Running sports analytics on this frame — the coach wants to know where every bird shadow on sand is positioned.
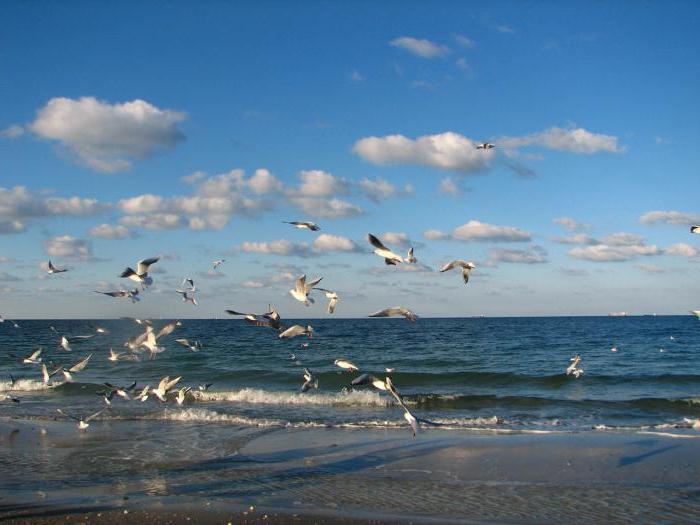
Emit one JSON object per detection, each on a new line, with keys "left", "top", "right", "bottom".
{"left": 618, "top": 444, "right": 681, "bottom": 467}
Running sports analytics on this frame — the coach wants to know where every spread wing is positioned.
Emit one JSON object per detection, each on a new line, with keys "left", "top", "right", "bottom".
{"left": 68, "top": 354, "right": 92, "bottom": 373}
{"left": 137, "top": 257, "right": 160, "bottom": 275}
{"left": 367, "top": 234, "right": 389, "bottom": 251}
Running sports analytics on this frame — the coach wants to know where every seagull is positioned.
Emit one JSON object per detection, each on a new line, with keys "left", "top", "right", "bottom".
{"left": 59, "top": 336, "right": 71, "bottom": 352}
{"left": 156, "top": 320, "right": 182, "bottom": 339}
{"left": 94, "top": 289, "right": 140, "bottom": 303}
{"left": 289, "top": 274, "right": 323, "bottom": 306}
{"left": 440, "top": 260, "right": 476, "bottom": 285}
{"left": 369, "top": 307, "right": 418, "bottom": 322}
{"left": 175, "top": 387, "right": 191, "bottom": 406}
{"left": 151, "top": 376, "right": 182, "bottom": 402}
{"left": 197, "top": 383, "right": 213, "bottom": 391}
{"left": 41, "top": 363, "right": 51, "bottom": 385}
{"left": 316, "top": 288, "right": 339, "bottom": 314}
{"left": 140, "top": 325, "right": 165, "bottom": 357}
{"left": 301, "top": 368, "right": 319, "bottom": 392}
{"left": 334, "top": 359, "right": 359, "bottom": 372}
{"left": 57, "top": 408, "right": 105, "bottom": 430}
{"left": 212, "top": 259, "right": 226, "bottom": 270}
{"left": 283, "top": 221, "right": 321, "bottom": 231}
{"left": 691, "top": 226, "right": 700, "bottom": 234}
{"left": 120, "top": 256, "right": 160, "bottom": 289}
{"left": 103, "top": 381, "right": 137, "bottom": 400}
{"left": 385, "top": 377, "right": 419, "bottom": 437}
{"left": 691, "top": 310, "right": 700, "bottom": 318}
{"left": 476, "top": 142, "right": 495, "bottom": 150}
{"left": 1, "top": 394, "right": 20, "bottom": 404}
{"left": 350, "top": 373, "right": 388, "bottom": 391}
{"left": 279, "top": 325, "right": 314, "bottom": 339}
{"left": 96, "top": 390, "right": 115, "bottom": 405}
{"left": 367, "top": 234, "right": 404, "bottom": 265}
{"left": 181, "top": 277, "right": 195, "bottom": 292}
{"left": 46, "top": 260, "right": 68, "bottom": 274}
{"left": 176, "top": 289, "right": 198, "bottom": 306}
{"left": 94, "top": 326, "right": 109, "bottom": 334}
{"left": 225, "top": 308, "right": 283, "bottom": 330}
{"left": 566, "top": 355, "right": 584, "bottom": 378}
{"left": 135, "top": 385, "right": 150, "bottom": 402}
{"left": 108, "top": 348, "right": 123, "bottom": 362}
{"left": 60, "top": 354, "right": 92, "bottom": 382}
{"left": 406, "top": 247, "right": 417, "bottom": 264}
{"left": 175, "top": 339, "right": 202, "bottom": 352}
{"left": 13, "top": 347, "right": 42, "bottom": 364}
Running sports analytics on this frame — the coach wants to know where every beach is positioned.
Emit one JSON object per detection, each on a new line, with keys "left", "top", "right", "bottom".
{"left": 2, "top": 418, "right": 699, "bottom": 524}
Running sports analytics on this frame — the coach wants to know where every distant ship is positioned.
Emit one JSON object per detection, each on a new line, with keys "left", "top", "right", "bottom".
{"left": 608, "top": 311, "right": 627, "bottom": 317}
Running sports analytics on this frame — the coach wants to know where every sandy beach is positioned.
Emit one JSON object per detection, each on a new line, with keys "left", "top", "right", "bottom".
{"left": 1, "top": 419, "right": 699, "bottom": 524}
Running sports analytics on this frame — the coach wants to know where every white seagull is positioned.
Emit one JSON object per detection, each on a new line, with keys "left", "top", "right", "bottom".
{"left": 176, "top": 289, "right": 198, "bottom": 306}
{"left": 691, "top": 226, "right": 700, "bottom": 234}
{"left": 57, "top": 408, "right": 105, "bottom": 430}
{"left": 316, "top": 288, "right": 339, "bottom": 314}
{"left": 46, "top": 260, "right": 68, "bottom": 274}
{"left": 212, "top": 259, "right": 226, "bottom": 270}
{"left": 140, "top": 325, "right": 165, "bottom": 357}
{"left": 279, "top": 325, "right": 314, "bottom": 339}
{"left": 156, "top": 320, "right": 182, "bottom": 339}
{"left": 566, "top": 355, "right": 584, "bottom": 378}
{"left": 175, "top": 339, "right": 202, "bottom": 352}
{"left": 367, "top": 234, "right": 404, "bottom": 265}
{"left": 108, "top": 348, "right": 123, "bottom": 362}
{"left": 369, "top": 307, "right": 418, "bottom": 322}
{"left": 175, "top": 387, "right": 191, "bottom": 406}
{"left": 440, "top": 260, "right": 476, "bottom": 285}
{"left": 289, "top": 274, "right": 323, "bottom": 306}
{"left": 334, "top": 359, "right": 359, "bottom": 372}
{"left": 94, "top": 289, "right": 140, "bottom": 303}
{"left": 691, "top": 310, "right": 700, "bottom": 319}
{"left": 350, "top": 374, "right": 388, "bottom": 391}
{"left": 181, "top": 277, "right": 195, "bottom": 292}
{"left": 301, "top": 368, "right": 319, "bottom": 392}
{"left": 120, "top": 256, "right": 160, "bottom": 289}
{"left": 60, "top": 354, "right": 92, "bottom": 382}
{"left": 59, "top": 336, "right": 72, "bottom": 352}
{"left": 406, "top": 247, "right": 417, "bottom": 264}
{"left": 385, "top": 377, "right": 419, "bottom": 437}
{"left": 151, "top": 376, "right": 182, "bottom": 402}
{"left": 476, "top": 142, "right": 495, "bottom": 150}
{"left": 283, "top": 221, "right": 321, "bottom": 231}
{"left": 15, "top": 347, "right": 42, "bottom": 364}
{"left": 135, "top": 385, "right": 150, "bottom": 402}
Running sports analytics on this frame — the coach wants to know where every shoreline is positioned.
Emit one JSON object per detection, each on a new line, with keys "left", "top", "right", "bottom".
{"left": 1, "top": 421, "right": 699, "bottom": 524}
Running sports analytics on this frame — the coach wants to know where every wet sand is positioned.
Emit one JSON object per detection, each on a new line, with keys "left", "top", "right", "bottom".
{"left": 1, "top": 420, "right": 699, "bottom": 524}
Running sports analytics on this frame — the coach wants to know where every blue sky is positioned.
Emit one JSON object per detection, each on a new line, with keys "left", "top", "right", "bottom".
{"left": 1, "top": 0, "right": 699, "bottom": 318}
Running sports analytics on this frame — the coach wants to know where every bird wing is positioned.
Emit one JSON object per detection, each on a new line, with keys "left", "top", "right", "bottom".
{"left": 165, "top": 376, "right": 182, "bottom": 391}
{"left": 328, "top": 297, "right": 337, "bottom": 314}
{"left": 156, "top": 321, "right": 179, "bottom": 339}
{"left": 68, "top": 354, "right": 92, "bottom": 373}
{"left": 350, "top": 373, "right": 371, "bottom": 386}
{"left": 461, "top": 267, "right": 471, "bottom": 285}
{"left": 57, "top": 408, "right": 81, "bottom": 422}
{"left": 369, "top": 308, "right": 394, "bottom": 318}
{"left": 279, "top": 325, "right": 304, "bottom": 338}
{"left": 399, "top": 308, "right": 418, "bottom": 321}
{"left": 137, "top": 257, "right": 160, "bottom": 275}
{"left": 367, "top": 234, "right": 389, "bottom": 251}
{"left": 304, "top": 276, "right": 323, "bottom": 292}
{"left": 29, "top": 348, "right": 42, "bottom": 360}
{"left": 85, "top": 409, "right": 106, "bottom": 422}
{"left": 174, "top": 339, "right": 190, "bottom": 347}
{"left": 295, "top": 275, "right": 307, "bottom": 294}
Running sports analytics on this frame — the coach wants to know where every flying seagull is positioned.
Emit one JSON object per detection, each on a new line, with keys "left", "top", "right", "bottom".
{"left": 176, "top": 289, "right": 198, "bottom": 306}
{"left": 46, "top": 261, "right": 68, "bottom": 274}
{"left": 367, "top": 234, "right": 404, "bottom": 265}
{"left": 691, "top": 310, "right": 700, "bottom": 319}
{"left": 566, "top": 355, "right": 584, "bottom": 378}
{"left": 59, "top": 336, "right": 71, "bottom": 352}
{"left": 94, "top": 289, "right": 140, "bottom": 303}
{"left": 226, "top": 306, "right": 284, "bottom": 330}
{"left": 60, "top": 354, "right": 92, "bottom": 382}
{"left": 350, "top": 373, "right": 388, "bottom": 391}
{"left": 316, "top": 288, "right": 339, "bottom": 314}
{"left": 175, "top": 387, "right": 192, "bottom": 406}
{"left": 57, "top": 408, "right": 105, "bottom": 430}
{"left": 334, "top": 359, "right": 359, "bottom": 372}
{"left": 440, "top": 260, "right": 476, "bottom": 285}
{"left": 279, "top": 325, "right": 314, "bottom": 339}
{"left": 140, "top": 325, "right": 165, "bottom": 357}
{"left": 175, "top": 338, "right": 202, "bottom": 352}
{"left": 135, "top": 385, "right": 150, "bottom": 402}
{"left": 151, "top": 376, "right": 182, "bottom": 402}
{"left": 107, "top": 348, "right": 124, "bottom": 362}
{"left": 301, "top": 368, "right": 319, "bottom": 392}
{"left": 283, "top": 221, "right": 321, "bottom": 231}
{"left": 369, "top": 307, "right": 418, "bottom": 322}
{"left": 181, "top": 277, "right": 195, "bottom": 292}
{"left": 406, "top": 247, "right": 417, "bottom": 264}
{"left": 212, "top": 259, "right": 226, "bottom": 270}
{"left": 156, "top": 320, "right": 182, "bottom": 339}
{"left": 102, "top": 381, "right": 137, "bottom": 401}
{"left": 289, "top": 274, "right": 323, "bottom": 306}
{"left": 13, "top": 347, "right": 42, "bottom": 364}
{"left": 385, "top": 377, "right": 419, "bottom": 437}
{"left": 476, "top": 142, "right": 495, "bottom": 150}
{"left": 120, "top": 256, "right": 160, "bottom": 289}
{"left": 691, "top": 226, "right": 699, "bottom": 234}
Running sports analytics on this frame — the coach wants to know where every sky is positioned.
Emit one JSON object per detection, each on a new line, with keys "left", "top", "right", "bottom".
{"left": 1, "top": 0, "right": 699, "bottom": 319}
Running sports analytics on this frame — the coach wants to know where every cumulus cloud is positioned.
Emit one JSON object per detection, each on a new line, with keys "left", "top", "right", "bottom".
{"left": 44, "top": 235, "right": 93, "bottom": 261}
{"left": 488, "top": 246, "right": 548, "bottom": 265}
{"left": 248, "top": 169, "right": 284, "bottom": 195}
{"left": 569, "top": 243, "right": 661, "bottom": 262}
{"left": 665, "top": 243, "right": 698, "bottom": 258}
{"left": 639, "top": 210, "right": 700, "bottom": 225}
{"left": 552, "top": 234, "right": 599, "bottom": 245}
{"left": 353, "top": 132, "right": 493, "bottom": 174}
{"left": 358, "top": 177, "right": 412, "bottom": 203}
{"left": 240, "top": 279, "right": 266, "bottom": 289}
{"left": 438, "top": 177, "right": 463, "bottom": 196}
{"left": 1, "top": 125, "right": 24, "bottom": 139}
{"left": 600, "top": 232, "right": 645, "bottom": 246}
{"left": 390, "top": 37, "right": 448, "bottom": 58}
{"left": 554, "top": 216, "right": 592, "bottom": 232}
{"left": 381, "top": 232, "right": 414, "bottom": 249}
{"left": 423, "top": 229, "right": 449, "bottom": 240}
{"left": 452, "top": 220, "right": 531, "bottom": 242}
{"left": 29, "top": 97, "right": 186, "bottom": 172}
{"left": 635, "top": 263, "right": 664, "bottom": 274}
{"left": 0, "top": 185, "right": 106, "bottom": 234}
{"left": 119, "top": 213, "right": 182, "bottom": 230}
{"left": 291, "top": 170, "right": 348, "bottom": 197}
{"left": 291, "top": 197, "right": 363, "bottom": 219}
{"left": 453, "top": 34, "right": 476, "bottom": 48}
{"left": 241, "top": 240, "right": 311, "bottom": 257}
{"left": 499, "top": 126, "right": 623, "bottom": 154}
{"left": 312, "top": 234, "right": 361, "bottom": 252}
{"left": 88, "top": 223, "right": 136, "bottom": 240}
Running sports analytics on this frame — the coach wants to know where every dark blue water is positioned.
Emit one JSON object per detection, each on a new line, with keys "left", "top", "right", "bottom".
{"left": 1, "top": 316, "right": 699, "bottom": 433}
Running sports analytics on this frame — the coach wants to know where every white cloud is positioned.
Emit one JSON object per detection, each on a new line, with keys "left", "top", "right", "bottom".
{"left": 119, "top": 213, "right": 182, "bottom": 230}
{"left": 636, "top": 263, "right": 665, "bottom": 274}
{"left": 358, "top": 178, "right": 412, "bottom": 203}
{"left": 453, "top": 34, "right": 476, "bottom": 48}
{"left": 423, "top": 229, "right": 449, "bottom": 240}
{"left": 554, "top": 216, "right": 592, "bottom": 232}
{"left": 438, "top": 177, "right": 462, "bottom": 196}
{"left": 600, "top": 232, "right": 645, "bottom": 246}
{"left": 180, "top": 171, "right": 207, "bottom": 184}
{"left": 118, "top": 194, "right": 166, "bottom": 214}
{"left": 500, "top": 126, "right": 623, "bottom": 154}
{"left": 496, "top": 25, "right": 515, "bottom": 34}
{"left": 240, "top": 240, "right": 311, "bottom": 257}
{"left": 0, "top": 125, "right": 24, "bottom": 139}
{"left": 240, "top": 280, "right": 265, "bottom": 289}
{"left": 353, "top": 132, "right": 493, "bottom": 174}
{"left": 312, "top": 234, "right": 361, "bottom": 252}
{"left": 569, "top": 243, "right": 661, "bottom": 262}
{"left": 88, "top": 223, "right": 136, "bottom": 240}
{"left": 489, "top": 246, "right": 548, "bottom": 264}
{"left": 248, "top": 169, "right": 284, "bottom": 195}
{"left": 292, "top": 170, "right": 348, "bottom": 197}
{"left": 0, "top": 185, "right": 106, "bottom": 234}
{"left": 291, "top": 197, "right": 363, "bottom": 219}
{"left": 552, "top": 234, "right": 599, "bottom": 245}
{"left": 665, "top": 243, "right": 698, "bottom": 258}
{"left": 390, "top": 37, "right": 448, "bottom": 58}
{"left": 44, "top": 235, "right": 93, "bottom": 261}
{"left": 452, "top": 220, "right": 531, "bottom": 242}
{"left": 382, "top": 232, "right": 413, "bottom": 248}
{"left": 350, "top": 70, "right": 364, "bottom": 82}
{"left": 29, "top": 97, "right": 186, "bottom": 172}
{"left": 639, "top": 210, "right": 700, "bottom": 225}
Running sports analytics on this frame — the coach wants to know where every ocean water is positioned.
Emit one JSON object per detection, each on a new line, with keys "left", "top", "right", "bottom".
{"left": 1, "top": 316, "right": 699, "bottom": 434}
